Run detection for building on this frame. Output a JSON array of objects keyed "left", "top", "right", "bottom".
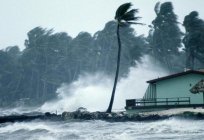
[{"left": 126, "top": 70, "right": 204, "bottom": 112}]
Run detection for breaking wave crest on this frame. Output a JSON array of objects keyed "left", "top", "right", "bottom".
[
  {"left": 1, "top": 118, "right": 204, "bottom": 140},
  {"left": 40, "top": 55, "right": 167, "bottom": 113}
]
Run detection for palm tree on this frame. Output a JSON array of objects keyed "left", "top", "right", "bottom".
[{"left": 106, "top": 3, "right": 142, "bottom": 113}]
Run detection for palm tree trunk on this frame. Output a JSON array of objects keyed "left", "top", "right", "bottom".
[{"left": 106, "top": 24, "right": 121, "bottom": 113}]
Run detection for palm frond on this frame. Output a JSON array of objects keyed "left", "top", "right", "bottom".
[
  {"left": 122, "top": 15, "right": 141, "bottom": 22},
  {"left": 123, "top": 17, "right": 140, "bottom": 22},
  {"left": 124, "top": 9, "right": 139, "bottom": 16},
  {"left": 115, "top": 2, "right": 143, "bottom": 26},
  {"left": 115, "top": 3, "right": 132, "bottom": 20},
  {"left": 121, "top": 9, "right": 139, "bottom": 21},
  {"left": 154, "top": 2, "right": 160, "bottom": 15},
  {"left": 126, "top": 21, "right": 145, "bottom": 25}
]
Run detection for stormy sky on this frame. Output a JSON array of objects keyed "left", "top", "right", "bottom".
[{"left": 0, "top": 0, "right": 204, "bottom": 50}]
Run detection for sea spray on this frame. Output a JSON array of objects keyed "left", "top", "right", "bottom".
[
  {"left": 1, "top": 116, "right": 204, "bottom": 140},
  {"left": 40, "top": 73, "right": 112, "bottom": 112},
  {"left": 40, "top": 55, "right": 168, "bottom": 113}
]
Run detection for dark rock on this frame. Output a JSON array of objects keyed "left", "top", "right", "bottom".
[
  {"left": 0, "top": 115, "right": 43, "bottom": 123},
  {"left": 196, "top": 112, "right": 204, "bottom": 118},
  {"left": 45, "top": 112, "right": 51, "bottom": 117},
  {"left": 2, "top": 108, "right": 204, "bottom": 124},
  {"left": 76, "top": 107, "right": 87, "bottom": 112}
]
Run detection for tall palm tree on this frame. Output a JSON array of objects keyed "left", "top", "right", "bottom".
[{"left": 106, "top": 3, "right": 142, "bottom": 113}]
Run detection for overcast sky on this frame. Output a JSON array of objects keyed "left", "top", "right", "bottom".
[{"left": 0, "top": 0, "right": 204, "bottom": 50}]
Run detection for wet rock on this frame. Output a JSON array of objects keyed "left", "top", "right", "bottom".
[
  {"left": 3, "top": 108, "right": 204, "bottom": 124},
  {"left": 0, "top": 115, "right": 43, "bottom": 123},
  {"left": 91, "top": 111, "right": 107, "bottom": 120},
  {"left": 76, "top": 107, "right": 87, "bottom": 112},
  {"left": 45, "top": 112, "right": 51, "bottom": 117},
  {"left": 173, "top": 111, "right": 204, "bottom": 120},
  {"left": 44, "top": 112, "right": 62, "bottom": 121},
  {"left": 196, "top": 112, "right": 204, "bottom": 118}
]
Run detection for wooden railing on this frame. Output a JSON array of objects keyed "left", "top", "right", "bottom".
[{"left": 126, "top": 97, "right": 191, "bottom": 107}]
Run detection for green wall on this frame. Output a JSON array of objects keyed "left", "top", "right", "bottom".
[{"left": 155, "top": 73, "right": 204, "bottom": 104}]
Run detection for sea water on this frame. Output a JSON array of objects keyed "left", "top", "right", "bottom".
[
  {"left": 0, "top": 118, "right": 204, "bottom": 140},
  {"left": 0, "top": 56, "right": 189, "bottom": 140}
]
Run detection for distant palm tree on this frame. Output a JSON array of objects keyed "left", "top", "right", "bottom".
[{"left": 106, "top": 3, "right": 143, "bottom": 113}]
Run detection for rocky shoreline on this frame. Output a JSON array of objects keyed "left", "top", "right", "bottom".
[
  {"left": 1, "top": 108, "right": 204, "bottom": 123},
  {"left": 61, "top": 108, "right": 204, "bottom": 121}
]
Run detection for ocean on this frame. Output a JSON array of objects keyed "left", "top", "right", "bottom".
[{"left": 0, "top": 117, "right": 204, "bottom": 140}]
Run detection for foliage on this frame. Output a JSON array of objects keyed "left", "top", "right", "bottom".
[
  {"left": 106, "top": 3, "right": 143, "bottom": 113},
  {"left": 1, "top": 2, "right": 204, "bottom": 108},
  {"left": 183, "top": 11, "right": 204, "bottom": 69},
  {"left": 148, "top": 2, "right": 183, "bottom": 72},
  {"left": 0, "top": 22, "right": 145, "bottom": 107}
]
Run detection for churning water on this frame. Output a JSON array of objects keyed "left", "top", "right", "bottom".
[
  {"left": 0, "top": 118, "right": 204, "bottom": 140},
  {"left": 2, "top": 56, "right": 201, "bottom": 140},
  {"left": 40, "top": 55, "right": 167, "bottom": 113}
]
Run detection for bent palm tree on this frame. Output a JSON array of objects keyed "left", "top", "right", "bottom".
[{"left": 106, "top": 3, "right": 142, "bottom": 113}]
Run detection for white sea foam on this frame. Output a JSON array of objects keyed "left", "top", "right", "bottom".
[
  {"left": 0, "top": 119, "right": 204, "bottom": 140},
  {"left": 40, "top": 55, "right": 167, "bottom": 113}
]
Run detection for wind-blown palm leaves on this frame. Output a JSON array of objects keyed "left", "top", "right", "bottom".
[
  {"left": 183, "top": 11, "right": 204, "bottom": 69},
  {"left": 149, "top": 2, "right": 183, "bottom": 72},
  {"left": 115, "top": 3, "right": 143, "bottom": 26},
  {"left": 106, "top": 3, "right": 142, "bottom": 113}
]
